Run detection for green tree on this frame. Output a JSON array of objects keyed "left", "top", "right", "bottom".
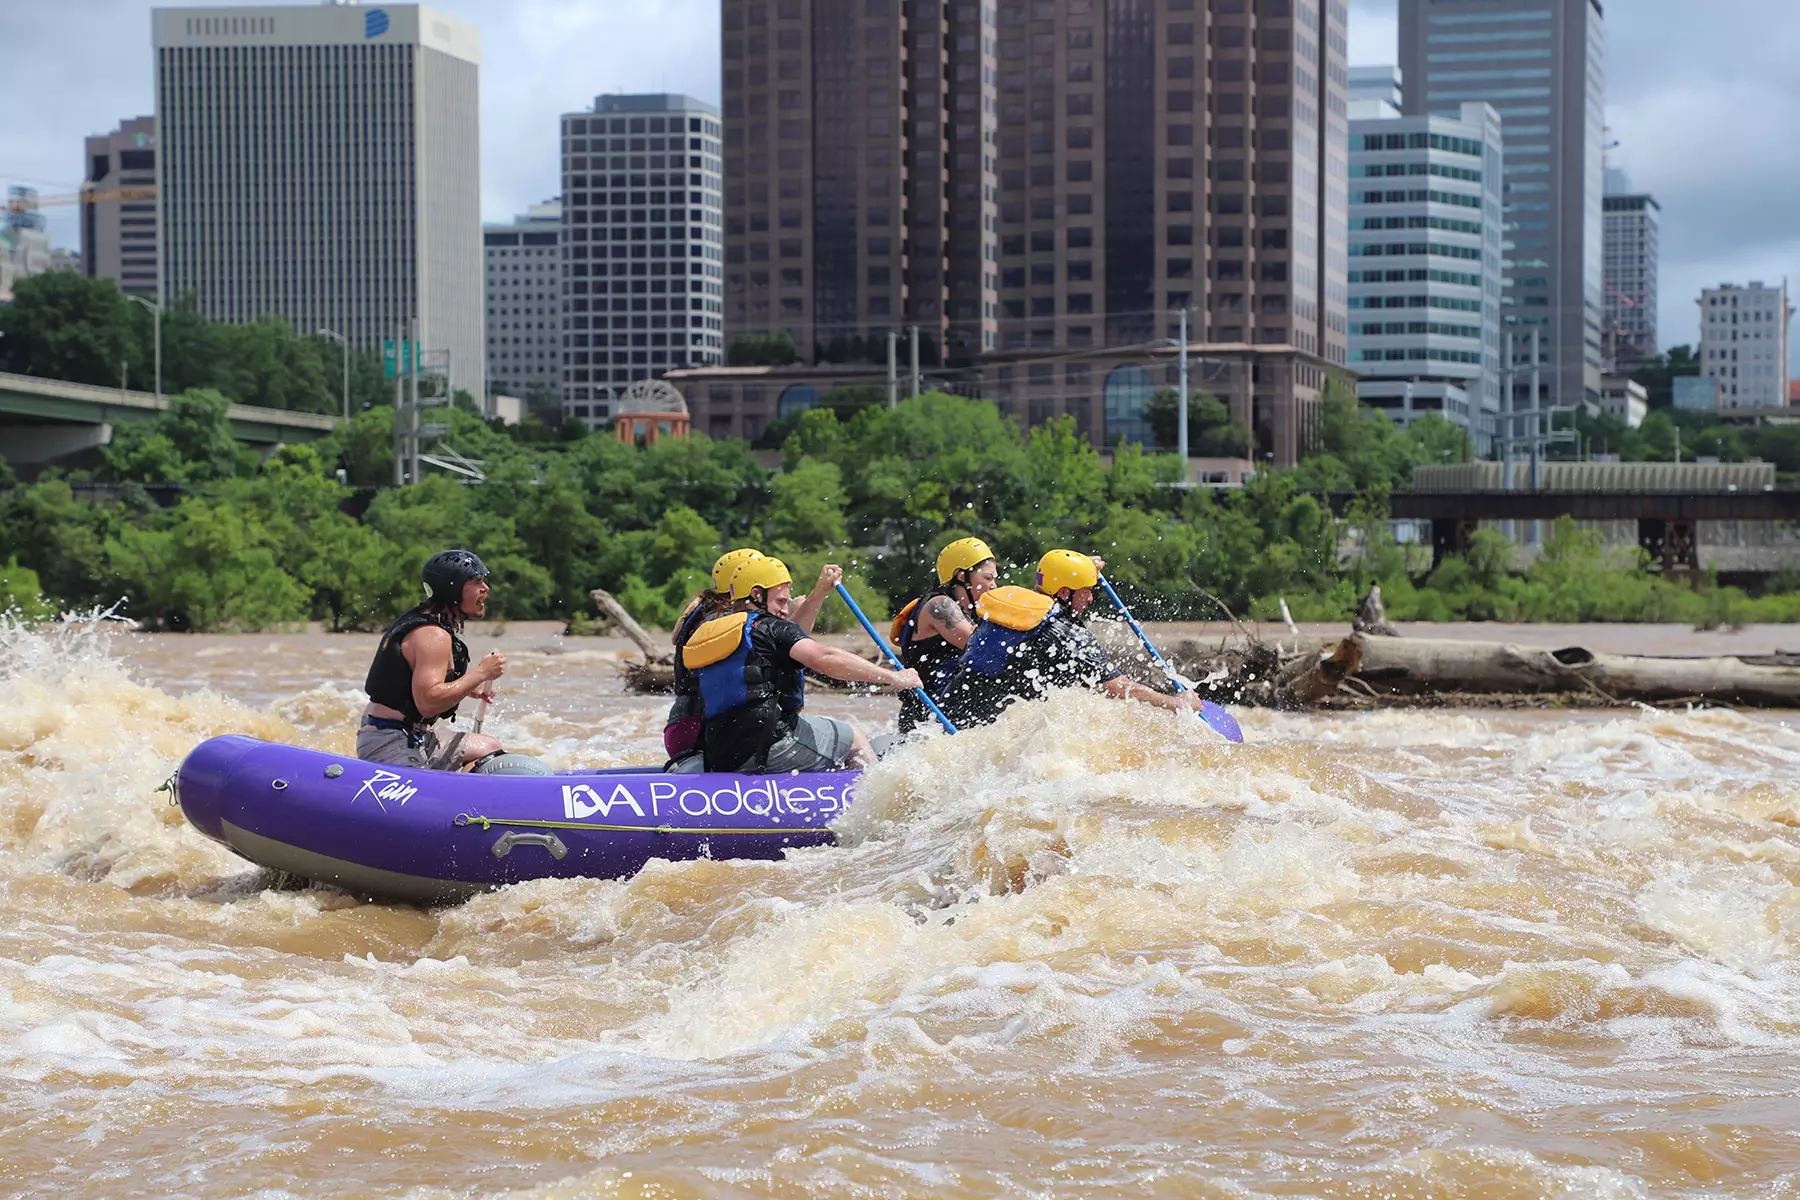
[
  {"left": 726, "top": 331, "right": 800, "bottom": 366},
  {"left": 0, "top": 271, "right": 138, "bottom": 386},
  {"left": 768, "top": 459, "right": 849, "bottom": 550}
]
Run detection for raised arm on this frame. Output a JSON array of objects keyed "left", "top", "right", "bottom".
[{"left": 791, "top": 564, "right": 844, "bottom": 633}]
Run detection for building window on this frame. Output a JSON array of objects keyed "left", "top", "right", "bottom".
[{"left": 1104, "top": 365, "right": 1156, "bottom": 448}]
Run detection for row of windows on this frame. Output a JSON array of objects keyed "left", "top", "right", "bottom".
[
  {"left": 1349, "top": 294, "right": 1483, "bottom": 313},
  {"left": 1352, "top": 162, "right": 1481, "bottom": 182},
  {"left": 1349, "top": 268, "right": 1482, "bottom": 286},
  {"left": 565, "top": 114, "right": 717, "bottom": 138},
  {"left": 1355, "top": 189, "right": 1482, "bottom": 210},
  {"left": 1357, "top": 131, "right": 1485, "bottom": 155},
  {"left": 1349, "top": 242, "right": 1484, "bottom": 261},
  {"left": 1355, "top": 215, "right": 1483, "bottom": 236},
  {"left": 1353, "top": 321, "right": 1482, "bottom": 339},
  {"left": 1351, "top": 347, "right": 1484, "bottom": 364}
]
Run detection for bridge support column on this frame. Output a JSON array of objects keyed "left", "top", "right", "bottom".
[{"left": 3, "top": 423, "right": 113, "bottom": 466}]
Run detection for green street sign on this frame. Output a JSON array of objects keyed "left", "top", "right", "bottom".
[{"left": 382, "top": 340, "right": 415, "bottom": 379}]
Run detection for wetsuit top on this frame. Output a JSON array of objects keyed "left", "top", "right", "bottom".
[
  {"left": 893, "top": 585, "right": 968, "bottom": 733},
  {"left": 363, "top": 606, "right": 469, "bottom": 726},
  {"left": 940, "top": 610, "right": 1121, "bottom": 729},
  {"left": 685, "top": 612, "right": 811, "bottom": 770}
]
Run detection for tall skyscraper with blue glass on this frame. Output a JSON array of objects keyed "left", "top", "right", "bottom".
[{"left": 1400, "top": 0, "right": 1603, "bottom": 416}]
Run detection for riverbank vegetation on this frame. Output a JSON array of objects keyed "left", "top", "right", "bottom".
[{"left": 6, "top": 381, "right": 1800, "bottom": 632}]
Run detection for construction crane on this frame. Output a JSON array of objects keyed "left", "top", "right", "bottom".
[{"left": 4, "top": 184, "right": 157, "bottom": 218}]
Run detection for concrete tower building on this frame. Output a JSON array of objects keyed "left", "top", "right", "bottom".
[
  {"left": 152, "top": 5, "right": 485, "bottom": 407},
  {"left": 1700, "top": 282, "right": 1792, "bottom": 412},
  {"left": 81, "top": 116, "right": 160, "bottom": 298},
  {"left": 1602, "top": 173, "right": 1658, "bottom": 368},
  {"left": 560, "top": 94, "right": 724, "bottom": 427},
  {"left": 1400, "top": 0, "right": 1605, "bottom": 415},
  {"left": 717, "top": 0, "right": 1349, "bottom": 467},
  {"left": 484, "top": 200, "right": 562, "bottom": 403},
  {"left": 1347, "top": 102, "right": 1504, "bottom": 447}
]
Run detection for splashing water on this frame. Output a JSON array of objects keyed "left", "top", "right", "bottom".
[{"left": 2, "top": 620, "right": 1799, "bottom": 1198}]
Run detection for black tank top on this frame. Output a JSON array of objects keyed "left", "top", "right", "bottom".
[{"left": 363, "top": 607, "right": 470, "bottom": 725}]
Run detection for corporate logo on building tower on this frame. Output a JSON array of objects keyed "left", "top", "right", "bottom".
[{"left": 364, "top": 9, "right": 390, "bottom": 38}]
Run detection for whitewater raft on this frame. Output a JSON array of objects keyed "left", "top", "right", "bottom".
[{"left": 175, "top": 735, "right": 854, "bottom": 905}]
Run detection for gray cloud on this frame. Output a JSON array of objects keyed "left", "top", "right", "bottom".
[{"left": 5, "top": 0, "right": 1791, "bottom": 364}]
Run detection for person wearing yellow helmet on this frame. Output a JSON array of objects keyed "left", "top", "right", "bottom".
[
  {"left": 672, "top": 555, "right": 922, "bottom": 774},
  {"left": 939, "top": 549, "right": 1200, "bottom": 727},
  {"left": 888, "top": 536, "right": 1000, "bottom": 734},
  {"left": 664, "top": 549, "right": 847, "bottom": 765},
  {"left": 663, "top": 548, "right": 762, "bottom": 762}
]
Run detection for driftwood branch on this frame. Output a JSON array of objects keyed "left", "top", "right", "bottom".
[
  {"left": 1353, "top": 584, "right": 1400, "bottom": 638},
  {"left": 589, "top": 588, "right": 663, "bottom": 660}
]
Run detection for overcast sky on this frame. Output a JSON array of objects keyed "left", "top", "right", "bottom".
[{"left": 4, "top": 0, "right": 1794, "bottom": 358}]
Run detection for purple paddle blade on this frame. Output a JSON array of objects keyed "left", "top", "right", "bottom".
[{"left": 1199, "top": 700, "right": 1244, "bottom": 744}]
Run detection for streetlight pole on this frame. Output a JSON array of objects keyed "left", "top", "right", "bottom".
[
  {"left": 126, "top": 294, "right": 161, "bottom": 399},
  {"left": 318, "top": 328, "right": 350, "bottom": 420},
  {"left": 1177, "top": 308, "right": 1190, "bottom": 464}
]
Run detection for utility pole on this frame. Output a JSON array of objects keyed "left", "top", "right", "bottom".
[
  {"left": 908, "top": 325, "right": 921, "bottom": 400},
  {"left": 318, "top": 328, "right": 350, "bottom": 421},
  {"left": 1528, "top": 328, "right": 1543, "bottom": 544},
  {"left": 127, "top": 295, "right": 161, "bottom": 400},
  {"left": 1177, "top": 308, "right": 1190, "bottom": 465},
  {"left": 1500, "top": 331, "right": 1515, "bottom": 542},
  {"left": 409, "top": 315, "right": 422, "bottom": 485},
  {"left": 392, "top": 323, "right": 405, "bottom": 487},
  {"left": 887, "top": 330, "right": 899, "bottom": 409}
]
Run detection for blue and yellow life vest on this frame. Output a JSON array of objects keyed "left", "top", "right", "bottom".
[
  {"left": 940, "top": 587, "right": 1060, "bottom": 728},
  {"left": 681, "top": 611, "right": 806, "bottom": 721}
]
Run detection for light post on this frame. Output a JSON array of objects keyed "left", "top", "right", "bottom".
[
  {"left": 126, "top": 294, "right": 161, "bottom": 399},
  {"left": 317, "top": 328, "right": 350, "bottom": 420}
]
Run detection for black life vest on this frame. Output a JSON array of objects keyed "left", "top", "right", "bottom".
[
  {"left": 892, "top": 584, "right": 968, "bottom": 733},
  {"left": 682, "top": 611, "right": 806, "bottom": 769},
  {"left": 363, "top": 606, "right": 470, "bottom": 725}
]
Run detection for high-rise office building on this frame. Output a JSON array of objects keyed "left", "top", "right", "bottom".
[
  {"left": 484, "top": 200, "right": 562, "bottom": 403},
  {"left": 1400, "top": 0, "right": 1605, "bottom": 415},
  {"left": 1347, "top": 102, "right": 1503, "bottom": 447},
  {"left": 560, "top": 94, "right": 724, "bottom": 426},
  {"left": 152, "top": 5, "right": 485, "bottom": 407},
  {"left": 1700, "top": 282, "right": 1791, "bottom": 412},
  {"left": 719, "top": 0, "right": 1349, "bottom": 467},
  {"left": 1602, "top": 172, "right": 1658, "bottom": 369},
  {"left": 81, "top": 117, "right": 159, "bottom": 298}
]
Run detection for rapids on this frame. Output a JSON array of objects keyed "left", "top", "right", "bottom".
[{"left": 2, "top": 618, "right": 1799, "bottom": 1197}]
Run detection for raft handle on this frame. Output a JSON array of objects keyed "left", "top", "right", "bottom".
[
  {"left": 490, "top": 831, "right": 567, "bottom": 861},
  {"left": 271, "top": 779, "right": 289, "bottom": 792}
]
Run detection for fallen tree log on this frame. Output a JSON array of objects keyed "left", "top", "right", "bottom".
[
  {"left": 1275, "top": 634, "right": 1366, "bottom": 708},
  {"left": 589, "top": 589, "right": 664, "bottom": 660},
  {"left": 1354, "top": 637, "right": 1800, "bottom": 706}
]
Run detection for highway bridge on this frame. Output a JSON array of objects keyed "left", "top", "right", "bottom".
[{"left": 0, "top": 370, "right": 338, "bottom": 473}]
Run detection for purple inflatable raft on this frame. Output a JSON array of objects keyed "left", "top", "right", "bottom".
[{"left": 175, "top": 736, "right": 854, "bottom": 904}]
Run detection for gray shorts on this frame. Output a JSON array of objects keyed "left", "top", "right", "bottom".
[
  {"left": 756, "top": 715, "right": 857, "bottom": 774},
  {"left": 355, "top": 722, "right": 467, "bottom": 772}
]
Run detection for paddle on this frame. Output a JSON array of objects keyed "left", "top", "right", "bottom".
[
  {"left": 1096, "top": 575, "right": 1245, "bottom": 744},
  {"left": 833, "top": 583, "right": 960, "bottom": 735},
  {"left": 472, "top": 695, "right": 491, "bottom": 735}
]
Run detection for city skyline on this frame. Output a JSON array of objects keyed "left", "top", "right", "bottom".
[{"left": 1, "top": 0, "right": 1794, "bottom": 362}]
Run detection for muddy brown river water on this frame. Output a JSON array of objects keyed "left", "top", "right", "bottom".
[{"left": 2, "top": 618, "right": 1800, "bottom": 1198}]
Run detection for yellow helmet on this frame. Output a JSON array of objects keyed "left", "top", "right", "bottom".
[
  {"left": 1035, "top": 549, "right": 1098, "bottom": 597},
  {"left": 711, "top": 547, "right": 763, "bottom": 592},
  {"left": 936, "top": 536, "right": 997, "bottom": 584},
  {"left": 729, "top": 555, "right": 793, "bottom": 602}
]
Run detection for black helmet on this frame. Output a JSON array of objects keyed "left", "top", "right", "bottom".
[{"left": 423, "top": 549, "right": 489, "bottom": 605}]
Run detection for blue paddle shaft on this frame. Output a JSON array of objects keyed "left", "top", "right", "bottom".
[
  {"left": 833, "top": 583, "right": 960, "bottom": 735},
  {"left": 1097, "top": 575, "right": 1244, "bottom": 744}
]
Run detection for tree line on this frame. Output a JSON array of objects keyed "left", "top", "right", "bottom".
[{"left": 5, "top": 383, "right": 1800, "bottom": 633}]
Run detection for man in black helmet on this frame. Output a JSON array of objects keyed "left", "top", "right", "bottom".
[{"left": 357, "top": 549, "right": 509, "bottom": 771}]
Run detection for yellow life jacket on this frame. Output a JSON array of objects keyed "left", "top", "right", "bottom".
[
  {"left": 889, "top": 597, "right": 922, "bottom": 644},
  {"left": 976, "top": 585, "right": 1054, "bottom": 632},
  {"left": 682, "top": 611, "right": 751, "bottom": 669}
]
